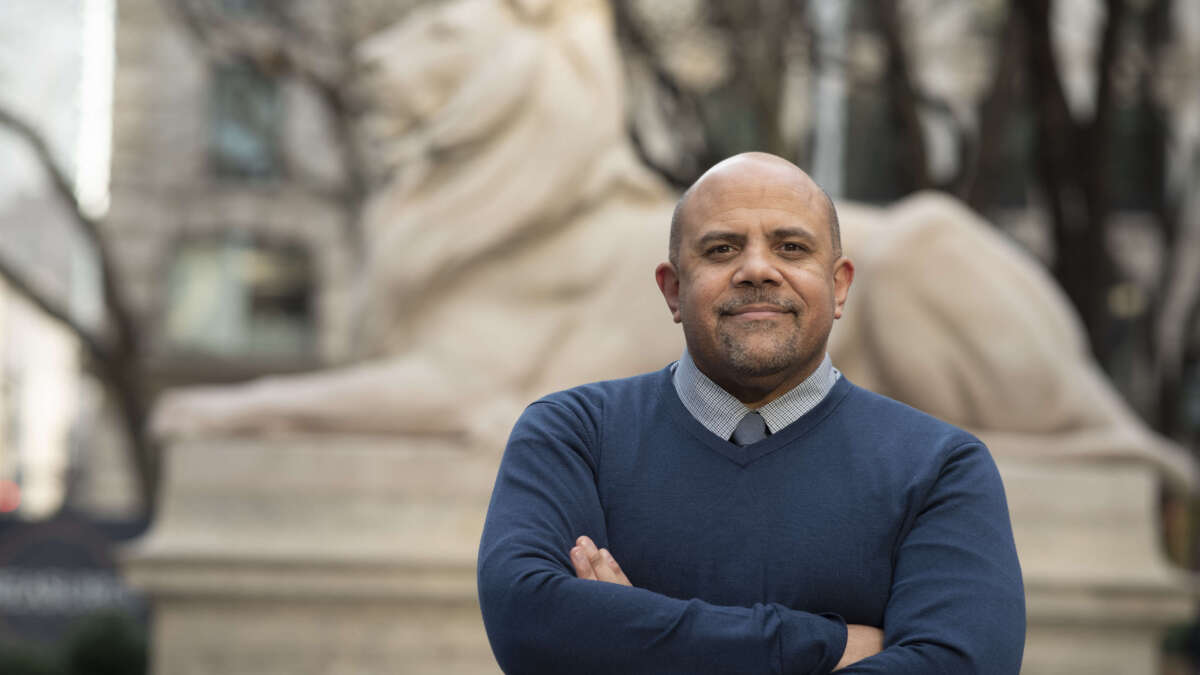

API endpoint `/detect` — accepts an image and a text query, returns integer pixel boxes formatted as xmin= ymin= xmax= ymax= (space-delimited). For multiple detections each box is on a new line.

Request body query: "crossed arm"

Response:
xmin=568 ymin=535 xmax=883 ymax=671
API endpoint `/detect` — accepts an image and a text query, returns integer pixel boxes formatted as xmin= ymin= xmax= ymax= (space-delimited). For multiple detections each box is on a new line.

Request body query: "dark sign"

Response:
xmin=0 ymin=511 xmax=148 ymax=644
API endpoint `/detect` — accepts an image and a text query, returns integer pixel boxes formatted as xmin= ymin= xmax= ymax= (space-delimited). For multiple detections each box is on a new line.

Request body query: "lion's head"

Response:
xmin=351 ymin=0 xmax=664 ymax=354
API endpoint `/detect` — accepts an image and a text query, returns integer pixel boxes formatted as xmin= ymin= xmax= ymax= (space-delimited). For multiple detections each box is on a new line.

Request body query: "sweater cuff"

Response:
xmin=777 ymin=609 xmax=846 ymax=674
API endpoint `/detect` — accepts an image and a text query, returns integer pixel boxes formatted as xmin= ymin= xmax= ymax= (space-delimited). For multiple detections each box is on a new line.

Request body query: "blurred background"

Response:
xmin=0 ymin=0 xmax=1198 ymax=673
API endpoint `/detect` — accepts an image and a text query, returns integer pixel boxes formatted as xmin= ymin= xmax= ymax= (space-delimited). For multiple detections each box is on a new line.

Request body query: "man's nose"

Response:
xmin=732 ymin=244 xmax=783 ymax=286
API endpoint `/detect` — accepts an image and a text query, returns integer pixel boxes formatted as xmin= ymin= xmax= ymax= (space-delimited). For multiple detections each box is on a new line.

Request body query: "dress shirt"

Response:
xmin=671 ymin=350 xmax=840 ymax=440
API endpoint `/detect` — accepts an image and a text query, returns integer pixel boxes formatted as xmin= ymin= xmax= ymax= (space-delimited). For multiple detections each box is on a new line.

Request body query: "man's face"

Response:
xmin=656 ymin=158 xmax=853 ymax=403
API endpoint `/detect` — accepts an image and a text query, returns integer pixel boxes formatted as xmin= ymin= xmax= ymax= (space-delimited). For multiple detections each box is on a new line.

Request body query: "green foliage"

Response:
xmin=1163 ymin=621 xmax=1196 ymax=655
xmin=0 ymin=640 xmax=64 ymax=675
xmin=62 ymin=611 xmax=147 ymax=675
xmin=0 ymin=611 xmax=147 ymax=675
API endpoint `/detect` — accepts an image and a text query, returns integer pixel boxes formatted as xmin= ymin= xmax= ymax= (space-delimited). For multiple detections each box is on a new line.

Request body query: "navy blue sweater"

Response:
xmin=478 ymin=367 xmax=1025 ymax=674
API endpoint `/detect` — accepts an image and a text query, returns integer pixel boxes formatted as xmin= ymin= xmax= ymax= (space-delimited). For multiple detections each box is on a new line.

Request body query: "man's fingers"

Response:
xmin=597 ymin=548 xmax=632 ymax=586
xmin=570 ymin=545 xmax=597 ymax=580
xmin=578 ymin=536 xmax=605 ymax=577
xmin=571 ymin=536 xmax=631 ymax=586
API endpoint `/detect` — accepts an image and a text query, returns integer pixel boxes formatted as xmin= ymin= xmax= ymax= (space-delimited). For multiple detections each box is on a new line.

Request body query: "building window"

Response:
xmin=208 ymin=62 xmax=282 ymax=179
xmin=164 ymin=234 xmax=314 ymax=357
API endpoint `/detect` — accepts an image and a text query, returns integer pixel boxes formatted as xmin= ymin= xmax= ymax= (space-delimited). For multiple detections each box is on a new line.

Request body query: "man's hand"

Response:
xmin=834 ymin=624 xmax=883 ymax=670
xmin=570 ymin=536 xmax=632 ymax=586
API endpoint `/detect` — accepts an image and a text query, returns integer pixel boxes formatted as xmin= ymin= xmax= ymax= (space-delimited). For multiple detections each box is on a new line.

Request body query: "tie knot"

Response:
xmin=730 ymin=411 xmax=768 ymax=446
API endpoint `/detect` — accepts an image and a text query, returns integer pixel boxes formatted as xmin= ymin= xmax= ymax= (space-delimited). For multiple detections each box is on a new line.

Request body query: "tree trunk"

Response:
xmin=1014 ymin=0 xmax=1120 ymax=365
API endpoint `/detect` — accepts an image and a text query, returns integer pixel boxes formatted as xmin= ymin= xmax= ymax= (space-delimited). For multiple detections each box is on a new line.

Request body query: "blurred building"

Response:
xmin=108 ymin=0 xmax=354 ymax=381
xmin=0 ymin=0 xmax=439 ymax=521
xmin=3 ymin=0 xmax=1199 ymax=524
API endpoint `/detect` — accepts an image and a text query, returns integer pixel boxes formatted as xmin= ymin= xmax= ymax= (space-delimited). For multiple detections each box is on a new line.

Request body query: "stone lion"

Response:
xmin=152 ymin=0 xmax=1194 ymax=488
xmin=833 ymin=196 xmax=1195 ymax=488
xmin=153 ymin=0 xmax=681 ymax=445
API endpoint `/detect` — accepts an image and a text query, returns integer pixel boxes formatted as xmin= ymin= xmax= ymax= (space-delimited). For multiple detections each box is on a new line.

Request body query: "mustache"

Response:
xmin=716 ymin=291 xmax=799 ymax=315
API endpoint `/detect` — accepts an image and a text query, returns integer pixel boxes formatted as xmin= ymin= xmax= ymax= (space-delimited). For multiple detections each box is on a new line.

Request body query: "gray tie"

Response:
xmin=730 ymin=412 xmax=768 ymax=446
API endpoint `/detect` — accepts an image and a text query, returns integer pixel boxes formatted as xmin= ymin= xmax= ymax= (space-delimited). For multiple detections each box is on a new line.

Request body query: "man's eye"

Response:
xmin=780 ymin=243 xmax=809 ymax=253
xmin=707 ymin=244 xmax=735 ymax=256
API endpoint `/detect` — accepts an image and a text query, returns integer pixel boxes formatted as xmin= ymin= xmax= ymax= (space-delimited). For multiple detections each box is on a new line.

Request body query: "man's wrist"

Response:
xmin=835 ymin=624 xmax=883 ymax=670
xmin=774 ymin=610 xmax=852 ymax=674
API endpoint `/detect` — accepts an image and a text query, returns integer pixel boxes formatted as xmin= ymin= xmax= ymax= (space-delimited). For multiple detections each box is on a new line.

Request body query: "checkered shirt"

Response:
xmin=671 ymin=350 xmax=840 ymax=441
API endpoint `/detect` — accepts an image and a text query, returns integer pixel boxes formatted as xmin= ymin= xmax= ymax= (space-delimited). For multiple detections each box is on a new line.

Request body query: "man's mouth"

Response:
xmin=723 ymin=303 xmax=794 ymax=320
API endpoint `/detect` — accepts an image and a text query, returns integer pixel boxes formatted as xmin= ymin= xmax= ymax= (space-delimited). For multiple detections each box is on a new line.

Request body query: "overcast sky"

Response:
xmin=0 ymin=1 xmax=86 ymax=201
xmin=0 ymin=0 xmax=109 ymax=330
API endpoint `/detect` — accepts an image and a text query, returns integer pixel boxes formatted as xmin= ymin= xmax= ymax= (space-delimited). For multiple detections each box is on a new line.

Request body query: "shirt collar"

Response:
xmin=671 ymin=350 xmax=840 ymax=440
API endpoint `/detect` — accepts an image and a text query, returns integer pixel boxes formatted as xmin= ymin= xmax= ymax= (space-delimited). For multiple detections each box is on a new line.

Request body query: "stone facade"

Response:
xmin=108 ymin=0 xmax=356 ymax=370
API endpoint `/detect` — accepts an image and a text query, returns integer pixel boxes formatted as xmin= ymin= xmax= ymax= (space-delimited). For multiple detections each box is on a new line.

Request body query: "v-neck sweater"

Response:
xmin=478 ymin=366 xmax=1025 ymax=674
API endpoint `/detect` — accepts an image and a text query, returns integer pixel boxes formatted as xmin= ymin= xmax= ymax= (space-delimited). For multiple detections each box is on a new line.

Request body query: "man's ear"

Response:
xmin=655 ymin=262 xmax=683 ymax=324
xmin=832 ymin=256 xmax=854 ymax=320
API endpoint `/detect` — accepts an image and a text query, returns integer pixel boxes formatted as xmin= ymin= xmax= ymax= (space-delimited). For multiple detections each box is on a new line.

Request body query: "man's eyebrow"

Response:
xmin=695 ymin=231 xmax=746 ymax=247
xmin=769 ymin=227 xmax=818 ymax=242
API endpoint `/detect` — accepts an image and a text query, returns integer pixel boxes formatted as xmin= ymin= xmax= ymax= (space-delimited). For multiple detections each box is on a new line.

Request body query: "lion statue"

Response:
xmin=833 ymin=196 xmax=1195 ymax=488
xmin=152 ymin=0 xmax=1194 ymax=488
xmin=153 ymin=0 xmax=681 ymax=444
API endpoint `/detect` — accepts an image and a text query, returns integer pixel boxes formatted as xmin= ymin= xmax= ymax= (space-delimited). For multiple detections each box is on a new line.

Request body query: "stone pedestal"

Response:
xmin=122 ymin=436 xmax=501 ymax=675
xmin=1004 ymin=460 xmax=1196 ymax=674
xmin=125 ymin=437 xmax=1196 ymax=674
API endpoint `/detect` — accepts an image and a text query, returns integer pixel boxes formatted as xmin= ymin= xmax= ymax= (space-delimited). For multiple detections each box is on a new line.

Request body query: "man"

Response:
xmin=477 ymin=153 xmax=1025 ymax=673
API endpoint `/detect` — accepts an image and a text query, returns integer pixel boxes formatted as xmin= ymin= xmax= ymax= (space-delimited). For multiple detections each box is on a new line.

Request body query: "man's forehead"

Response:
xmin=681 ymin=163 xmax=827 ymax=231
xmin=689 ymin=176 xmax=820 ymax=208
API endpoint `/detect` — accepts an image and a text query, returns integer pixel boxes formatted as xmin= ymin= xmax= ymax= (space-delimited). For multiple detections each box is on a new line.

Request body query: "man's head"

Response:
xmin=668 ymin=159 xmax=843 ymax=268
xmin=655 ymin=152 xmax=854 ymax=406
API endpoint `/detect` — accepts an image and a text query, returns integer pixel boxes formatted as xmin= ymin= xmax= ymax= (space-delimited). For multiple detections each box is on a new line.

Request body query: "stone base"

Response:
xmin=1004 ymin=460 xmax=1196 ymax=674
xmin=149 ymin=598 xmax=492 ymax=675
xmin=124 ymin=436 xmax=1196 ymax=674
xmin=1025 ymin=624 xmax=1171 ymax=675
xmin=122 ymin=435 xmax=501 ymax=675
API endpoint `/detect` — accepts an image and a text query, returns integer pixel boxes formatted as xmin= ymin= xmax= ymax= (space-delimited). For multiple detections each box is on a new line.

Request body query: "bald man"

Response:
xmin=478 ymin=154 xmax=1025 ymax=673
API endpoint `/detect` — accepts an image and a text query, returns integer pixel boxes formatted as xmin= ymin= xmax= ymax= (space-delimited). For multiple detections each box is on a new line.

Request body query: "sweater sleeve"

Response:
xmin=477 ymin=399 xmax=847 ymax=674
xmin=839 ymin=441 xmax=1026 ymax=674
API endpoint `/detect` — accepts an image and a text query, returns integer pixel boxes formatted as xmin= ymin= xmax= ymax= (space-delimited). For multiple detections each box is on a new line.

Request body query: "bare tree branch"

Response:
xmin=0 ymin=107 xmax=140 ymax=358
xmin=0 ymin=254 xmax=111 ymax=366
xmin=875 ymin=0 xmax=931 ymax=190
xmin=169 ymin=0 xmax=343 ymax=89
xmin=1139 ymin=0 xmax=1194 ymax=437
xmin=1014 ymin=0 xmax=1118 ymax=362
xmin=611 ymin=0 xmax=714 ymax=187
xmin=708 ymin=0 xmax=793 ymax=155
xmin=0 ymin=108 xmax=98 ymax=251
xmin=962 ymin=10 xmax=1023 ymax=207
xmin=1082 ymin=0 xmax=1126 ymax=213
xmin=0 ymin=106 xmax=155 ymax=512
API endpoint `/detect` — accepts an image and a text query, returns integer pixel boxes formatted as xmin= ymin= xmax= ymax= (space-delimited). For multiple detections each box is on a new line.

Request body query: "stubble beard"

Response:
xmin=717 ymin=318 xmax=805 ymax=377
xmin=708 ymin=290 xmax=810 ymax=377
